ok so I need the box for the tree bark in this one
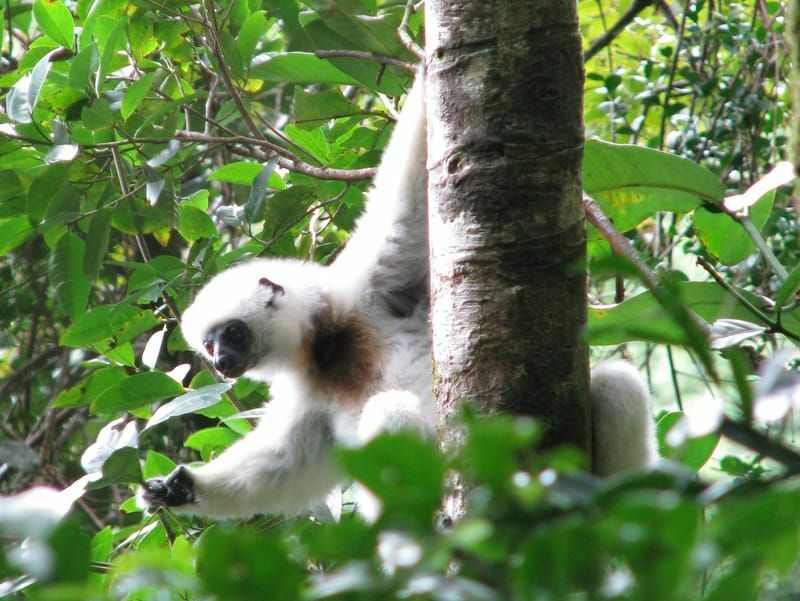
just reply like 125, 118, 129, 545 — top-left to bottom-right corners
789, 0, 800, 175
425, 0, 588, 457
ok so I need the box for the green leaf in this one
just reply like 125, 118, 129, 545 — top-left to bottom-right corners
87, 447, 143, 488
60, 304, 136, 346
693, 190, 775, 266
84, 207, 112, 281
142, 450, 176, 479
339, 433, 444, 531
145, 383, 233, 430
92, 371, 184, 413
285, 124, 331, 163
97, 18, 125, 96
121, 71, 157, 120
244, 157, 278, 223
236, 11, 269, 68
184, 427, 240, 460
33, 0, 74, 50
198, 527, 302, 601
0, 216, 34, 256
583, 139, 724, 232
656, 411, 720, 471
49, 232, 91, 321
249, 52, 361, 85
587, 281, 794, 345
68, 41, 98, 89
776, 261, 800, 309
179, 205, 216, 241
293, 88, 361, 125
47, 520, 91, 584
208, 161, 264, 184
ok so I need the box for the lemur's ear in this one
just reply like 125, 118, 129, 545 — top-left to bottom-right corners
259, 277, 285, 307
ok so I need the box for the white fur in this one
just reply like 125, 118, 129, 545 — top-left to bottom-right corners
145, 76, 657, 521
153, 77, 434, 520
590, 360, 659, 476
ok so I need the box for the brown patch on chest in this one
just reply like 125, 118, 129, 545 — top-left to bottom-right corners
304, 310, 383, 404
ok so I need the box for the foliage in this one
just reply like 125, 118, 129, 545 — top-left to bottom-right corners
1, 0, 800, 599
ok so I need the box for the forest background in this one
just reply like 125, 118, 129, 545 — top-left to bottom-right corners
0, 0, 799, 599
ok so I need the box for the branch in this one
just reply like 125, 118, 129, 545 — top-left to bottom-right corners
314, 49, 415, 72
720, 417, 800, 474
582, 192, 711, 338
584, 0, 654, 62
582, 193, 660, 290
0, 128, 378, 182
398, 0, 424, 59
204, 0, 264, 142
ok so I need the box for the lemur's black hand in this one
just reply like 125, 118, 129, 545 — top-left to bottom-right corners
142, 465, 196, 510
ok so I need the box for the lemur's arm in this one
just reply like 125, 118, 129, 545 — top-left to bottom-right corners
330, 76, 428, 317
141, 399, 341, 518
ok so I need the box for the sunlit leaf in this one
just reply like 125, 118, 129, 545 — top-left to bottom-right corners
693, 190, 775, 266
33, 0, 74, 50
249, 52, 361, 85
583, 139, 724, 233
145, 383, 233, 430
92, 372, 184, 413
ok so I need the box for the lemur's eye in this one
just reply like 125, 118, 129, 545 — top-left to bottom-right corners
222, 321, 249, 350
203, 339, 214, 355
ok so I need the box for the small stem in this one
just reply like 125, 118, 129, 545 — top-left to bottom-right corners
666, 346, 684, 411
314, 49, 415, 72
740, 215, 788, 280
398, 0, 424, 59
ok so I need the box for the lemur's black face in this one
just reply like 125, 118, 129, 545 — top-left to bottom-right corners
203, 319, 255, 378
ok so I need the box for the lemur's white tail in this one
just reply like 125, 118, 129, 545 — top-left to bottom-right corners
590, 360, 659, 476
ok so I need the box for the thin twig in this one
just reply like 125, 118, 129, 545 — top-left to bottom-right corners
658, 0, 691, 151
0, 128, 378, 182
696, 256, 800, 344
398, 0, 424, 59
314, 49, 415, 72
204, 0, 264, 142
585, 0, 654, 62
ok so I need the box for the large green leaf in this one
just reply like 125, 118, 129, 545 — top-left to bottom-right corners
293, 88, 361, 125
208, 161, 264, 185
249, 52, 361, 85
693, 190, 775, 266
300, 17, 408, 95
656, 411, 720, 471
145, 383, 233, 430
0, 216, 34, 256
60, 304, 150, 347
92, 371, 184, 414
236, 10, 270, 68
587, 281, 798, 345
121, 71, 157, 120
583, 139, 724, 233
49, 232, 90, 321
33, 0, 74, 50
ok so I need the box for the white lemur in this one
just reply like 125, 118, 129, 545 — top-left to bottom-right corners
139, 76, 657, 519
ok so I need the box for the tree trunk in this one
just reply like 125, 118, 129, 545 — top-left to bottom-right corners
789, 0, 800, 175
425, 0, 588, 457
